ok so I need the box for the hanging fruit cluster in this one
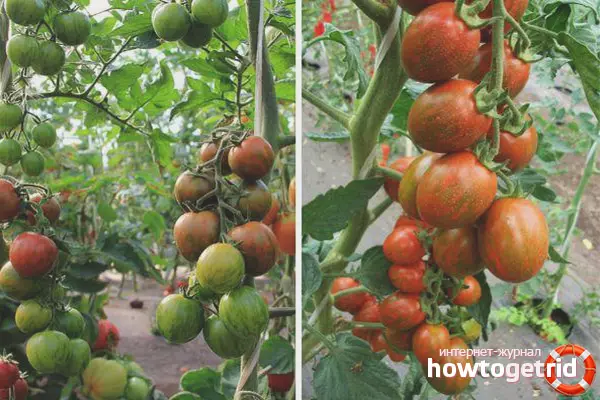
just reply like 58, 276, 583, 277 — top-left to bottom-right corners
156, 130, 295, 360
0, 356, 28, 400
151, 0, 229, 48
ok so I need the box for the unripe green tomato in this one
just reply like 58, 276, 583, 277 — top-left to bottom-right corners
60, 338, 91, 377
53, 308, 86, 339
7, 34, 39, 68
0, 103, 23, 131
26, 330, 71, 374
219, 286, 269, 338
54, 11, 92, 46
191, 0, 229, 27
125, 377, 151, 400
32, 122, 57, 148
152, 3, 191, 42
6, 0, 46, 26
155, 294, 205, 344
180, 21, 213, 48
195, 243, 244, 294
82, 358, 128, 400
20, 151, 45, 177
32, 41, 66, 76
0, 138, 22, 166
15, 299, 52, 334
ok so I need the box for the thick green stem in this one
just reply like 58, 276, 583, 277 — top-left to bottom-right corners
302, 88, 351, 129
489, 0, 505, 157
541, 139, 599, 318
332, 285, 369, 301
351, 0, 394, 25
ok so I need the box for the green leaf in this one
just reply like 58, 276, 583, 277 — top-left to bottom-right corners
467, 271, 492, 341
62, 276, 109, 293
355, 246, 395, 297
313, 333, 401, 400
303, 178, 384, 240
305, 131, 350, 142
549, 245, 570, 264
97, 201, 118, 222
302, 252, 323, 306
219, 359, 240, 399
259, 336, 295, 374
109, 13, 153, 38
67, 261, 108, 280
399, 358, 426, 399
143, 210, 166, 241
179, 369, 226, 400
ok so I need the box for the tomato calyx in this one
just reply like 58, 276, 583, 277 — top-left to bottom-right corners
455, 0, 500, 29
498, 101, 533, 135
473, 78, 507, 117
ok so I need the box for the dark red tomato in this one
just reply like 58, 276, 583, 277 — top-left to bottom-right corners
433, 227, 484, 278
479, 0, 529, 42
229, 222, 280, 276
401, 3, 480, 83
397, 0, 453, 16
199, 141, 231, 175
460, 41, 530, 98
93, 320, 120, 351
398, 152, 442, 218
238, 180, 272, 221
412, 323, 450, 365
273, 213, 295, 255
228, 136, 275, 180
394, 216, 431, 230
10, 232, 58, 278
0, 179, 20, 222
262, 195, 280, 225
268, 372, 294, 393
174, 211, 220, 262
383, 226, 425, 265
384, 327, 415, 352
493, 124, 538, 171
173, 171, 216, 205
352, 301, 381, 341
29, 193, 61, 224
427, 337, 473, 394
449, 275, 481, 306
478, 198, 548, 283
331, 277, 369, 314
362, 294, 378, 308
416, 152, 497, 229
369, 331, 388, 353
0, 359, 19, 389
0, 377, 27, 400
380, 292, 425, 331
408, 80, 492, 153
386, 346, 407, 362
384, 157, 416, 201
388, 261, 426, 293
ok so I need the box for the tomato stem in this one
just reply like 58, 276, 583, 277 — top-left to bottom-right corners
376, 165, 403, 181
301, 88, 351, 129
332, 285, 370, 301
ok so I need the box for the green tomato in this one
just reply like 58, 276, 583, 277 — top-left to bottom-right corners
0, 138, 22, 166
82, 358, 128, 400
32, 41, 66, 76
53, 308, 86, 339
7, 34, 39, 68
26, 330, 71, 374
0, 262, 41, 300
15, 299, 52, 334
180, 22, 212, 48
219, 286, 269, 338
20, 151, 45, 177
152, 3, 191, 42
191, 0, 229, 27
203, 315, 255, 359
156, 294, 205, 344
196, 243, 244, 294
32, 122, 57, 148
60, 338, 91, 377
54, 11, 91, 46
125, 377, 151, 400
0, 103, 23, 131
5, 0, 46, 26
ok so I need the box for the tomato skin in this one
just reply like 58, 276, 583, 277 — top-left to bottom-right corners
273, 213, 295, 255
52, 308, 86, 339
9, 232, 58, 278
228, 136, 275, 180
0, 360, 19, 390
93, 320, 120, 351
394, 216, 432, 231
268, 372, 295, 393
433, 227, 484, 278
426, 337, 473, 395
384, 327, 415, 352
262, 196, 280, 225
412, 323, 451, 365
156, 294, 205, 344
401, 3, 480, 83
479, 0, 529, 41
203, 315, 254, 358
219, 286, 269, 338
54, 11, 92, 46
191, 0, 229, 28
386, 347, 407, 362
174, 211, 220, 262
289, 177, 296, 208
352, 301, 381, 341
383, 226, 425, 265
416, 152, 497, 229
0, 262, 41, 300
151, 3, 191, 42
196, 243, 245, 294
369, 331, 388, 353
181, 21, 213, 48
331, 277, 369, 314
0, 179, 21, 222
15, 300, 52, 334
199, 141, 231, 174
125, 377, 151, 400
478, 198, 548, 283
29, 193, 61, 224
32, 41, 65, 76
380, 292, 425, 331
388, 261, 426, 293
397, 0, 452, 16
449, 275, 481, 306
384, 157, 416, 201
238, 180, 272, 221
408, 80, 492, 153
493, 124, 538, 171
229, 222, 280, 276
32, 122, 57, 148
460, 41, 530, 98
398, 153, 442, 218
26, 330, 71, 374
82, 358, 128, 400
60, 338, 91, 377
174, 171, 216, 206
0, 377, 28, 400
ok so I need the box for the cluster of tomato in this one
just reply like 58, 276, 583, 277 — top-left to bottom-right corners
313, 0, 336, 37
156, 133, 295, 364
151, 0, 228, 49
0, 357, 28, 400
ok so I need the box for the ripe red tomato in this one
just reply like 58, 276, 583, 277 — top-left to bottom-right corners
369, 331, 388, 353
0, 359, 19, 390
228, 136, 275, 180
479, 198, 548, 283
173, 211, 220, 262
433, 227, 484, 278
383, 226, 425, 265
384, 327, 415, 352
199, 141, 231, 175
9, 232, 58, 278
398, 152, 442, 218
493, 123, 538, 171
268, 372, 294, 393
412, 323, 450, 365
401, 3, 480, 83
352, 301, 381, 341
28, 194, 61, 224
460, 41, 530, 98
380, 292, 425, 331
386, 346, 407, 362
93, 320, 120, 351
479, 0, 529, 41
426, 337, 473, 394
173, 171, 215, 205
331, 277, 369, 314
229, 222, 280, 276
394, 216, 431, 230
273, 213, 295, 255
416, 152, 497, 229
0, 179, 20, 222
397, 0, 452, 16
449, 275, 481, 306
383, 157, 416, 201
408, 80, 492, 153
262, 195, 280, 225
0, 377, 28, 400
388, 261, 426, 293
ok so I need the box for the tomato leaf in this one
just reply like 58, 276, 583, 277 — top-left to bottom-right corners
399, 358, 427, 399
313, 333, 401, 400
355, 246, 395, 297
305, 131, 350, 142
302, 178, 384, 240
179, 368, 226, 400
302, 252, 323, 306
219, 359, 240, 399
467, 272, 492, 341
549, 245, 571, 264
259, 336, 295, 374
